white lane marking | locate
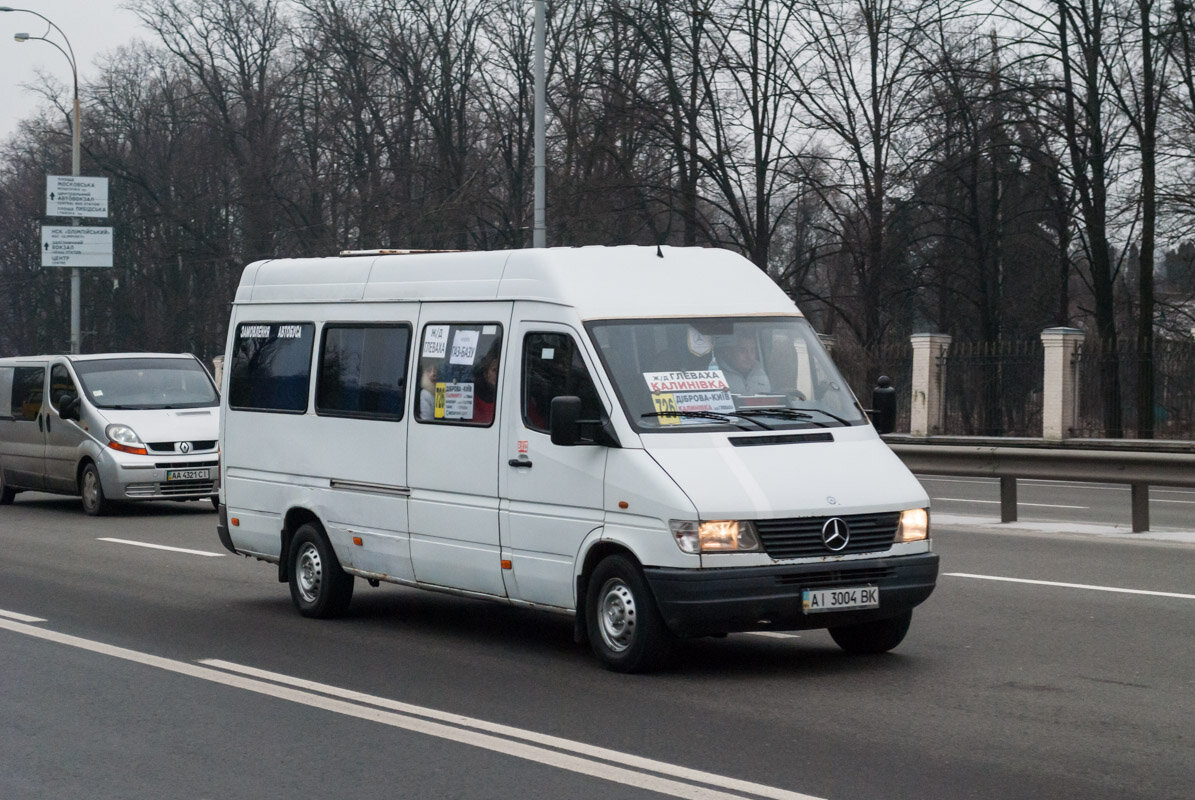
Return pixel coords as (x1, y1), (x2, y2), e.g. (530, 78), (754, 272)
(1153, 499), (1195, 505)
(744, 632), (801, 640)
(945, 573), (1195, 600)
(97, 538), (225, 557)
(0, 609), (47, 623)
(934, 499), (1087, 509)
(201, 659), (815, 799)
(0, 617), (822, 800)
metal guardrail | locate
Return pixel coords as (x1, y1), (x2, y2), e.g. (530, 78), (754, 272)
(882, 435), (1195, 532)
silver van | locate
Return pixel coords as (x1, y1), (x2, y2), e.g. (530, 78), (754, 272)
(0, 353), (220, 515)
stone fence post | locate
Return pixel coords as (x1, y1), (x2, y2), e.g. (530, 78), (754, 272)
(909, 333), (951, 436)
(1040, 327), (1084, 440)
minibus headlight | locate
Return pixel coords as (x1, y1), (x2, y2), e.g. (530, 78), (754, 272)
(896, 508), (930, 542)
(105, 424), (147, 456)
(669, 520), (762, 554)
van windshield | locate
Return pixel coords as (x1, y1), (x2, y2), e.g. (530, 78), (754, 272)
(73, 357), (219, 410)
(586, 316), (866, 432)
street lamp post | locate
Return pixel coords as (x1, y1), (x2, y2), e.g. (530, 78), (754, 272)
(2, 6), (82, 354)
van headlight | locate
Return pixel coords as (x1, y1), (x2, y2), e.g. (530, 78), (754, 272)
(105, 424), (148, 455)
(670, 520), (762, 554)
(896, 508), (930, 542)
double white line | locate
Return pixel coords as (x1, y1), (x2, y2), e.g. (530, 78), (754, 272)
(0, 613), (820, 800)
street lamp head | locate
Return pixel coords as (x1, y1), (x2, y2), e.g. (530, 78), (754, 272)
(14, 32), (29, 42)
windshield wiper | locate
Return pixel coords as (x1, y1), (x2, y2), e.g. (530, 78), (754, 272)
(640, 410), (769, 431)
(733, 407), (854, 428)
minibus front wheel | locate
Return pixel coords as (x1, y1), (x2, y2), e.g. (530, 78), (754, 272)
(586, 554), (673, 673)
(288, 522), (354, 618)
(80, 463), (108, 517)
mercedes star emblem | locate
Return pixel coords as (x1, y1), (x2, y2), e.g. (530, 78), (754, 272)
(821, 517), (850, 551)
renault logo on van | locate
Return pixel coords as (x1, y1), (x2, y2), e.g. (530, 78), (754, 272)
(179, 441), (192, 454)
(821, 517), (850, 551)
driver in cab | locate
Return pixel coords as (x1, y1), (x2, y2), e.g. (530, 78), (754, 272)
(716, 334), (771, 395)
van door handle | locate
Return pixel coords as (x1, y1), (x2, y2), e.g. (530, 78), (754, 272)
(508, 458), (532, 468)
(38, 414), (44, 432)
(46, 414), (51, 432)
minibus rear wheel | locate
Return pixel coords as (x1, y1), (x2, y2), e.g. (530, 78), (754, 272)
(288, 522), (354, 618)
(0, 466), (15, 505)
(828, 610), (912, 654)
(586, 554), (672, 673)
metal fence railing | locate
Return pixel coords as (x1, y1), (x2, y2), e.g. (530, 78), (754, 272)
(855, 334), (1195, 440)
(1073, 336), (1195, 440)
(942, 339), (1044, 438)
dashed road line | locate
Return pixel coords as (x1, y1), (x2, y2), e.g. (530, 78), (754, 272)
(945, 573), (1195, 600)
(97, 537), (224, 557)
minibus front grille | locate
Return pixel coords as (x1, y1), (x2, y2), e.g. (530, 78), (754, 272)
(148, 441), (217, 453)
(755, 512), (899, 558)
(125, 479), (216, 497)
(775, 567), (896, 588)
(153, 460), (219, 469)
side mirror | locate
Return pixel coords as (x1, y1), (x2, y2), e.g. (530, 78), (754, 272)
(550, 396), (582, 446)
(56, 394), (80, 422)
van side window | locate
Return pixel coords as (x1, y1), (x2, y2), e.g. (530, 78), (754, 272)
(228, 323), (315, 413)
(50, 365), (79, 411)
(11, 366), (45, 422)
(415, 323), (503, 426)
(316, 324), (411, 420)
(522, 333), (603, 432)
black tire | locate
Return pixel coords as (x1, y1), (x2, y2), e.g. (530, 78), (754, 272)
(0, 465), (15, 505)
(80, 463), (108, 517)
(828, 610), (912, 655)
(210, 495), (219, 511)
(585, 554), (673, 673)
(288, 523), (354, 618)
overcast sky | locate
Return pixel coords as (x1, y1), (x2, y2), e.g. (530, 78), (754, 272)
(0, 1), (146, 142)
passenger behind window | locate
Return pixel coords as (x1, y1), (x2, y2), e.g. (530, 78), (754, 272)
(418, 362), (437, 419)
(471, 345), (500, 424)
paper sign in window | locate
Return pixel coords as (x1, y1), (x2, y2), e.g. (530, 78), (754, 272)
(436, 381), (475, 419)
(450, 329), (480, 365)
(423, 325), (450, 358)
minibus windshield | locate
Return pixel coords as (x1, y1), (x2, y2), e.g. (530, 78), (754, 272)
(586, 316), (867, 432)
(73, 357), (219, 410)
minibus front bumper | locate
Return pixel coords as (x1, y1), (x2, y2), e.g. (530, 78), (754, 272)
(97, 450), (219, 502)
(643, 552), (939, 637)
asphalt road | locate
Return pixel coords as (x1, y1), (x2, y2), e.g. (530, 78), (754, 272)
(1, 491), (1192, 800)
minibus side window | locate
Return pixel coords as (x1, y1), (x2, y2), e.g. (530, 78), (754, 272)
(522, 332), (602, 433)
(316, 324), (411, 420)
(414, 323), (503, 426)
(228, 323), (315, 413)
(11, 366), (45, 422)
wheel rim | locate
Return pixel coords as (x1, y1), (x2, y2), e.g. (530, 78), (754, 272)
(296, 542), (323, 604)
(596, 577), (637, 653)
(82, 469), (99, 510)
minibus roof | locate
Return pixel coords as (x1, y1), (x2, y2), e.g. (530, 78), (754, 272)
(234, 246), (801, 319)
(0, 352), (196, 364)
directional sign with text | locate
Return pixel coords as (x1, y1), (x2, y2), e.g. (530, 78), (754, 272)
(40, 226), (114, 268)
(46, 175), (109, 218)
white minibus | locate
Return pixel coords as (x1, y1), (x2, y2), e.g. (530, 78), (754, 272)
(216, 246), (937, 671)
(0, 353), (220, 514)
